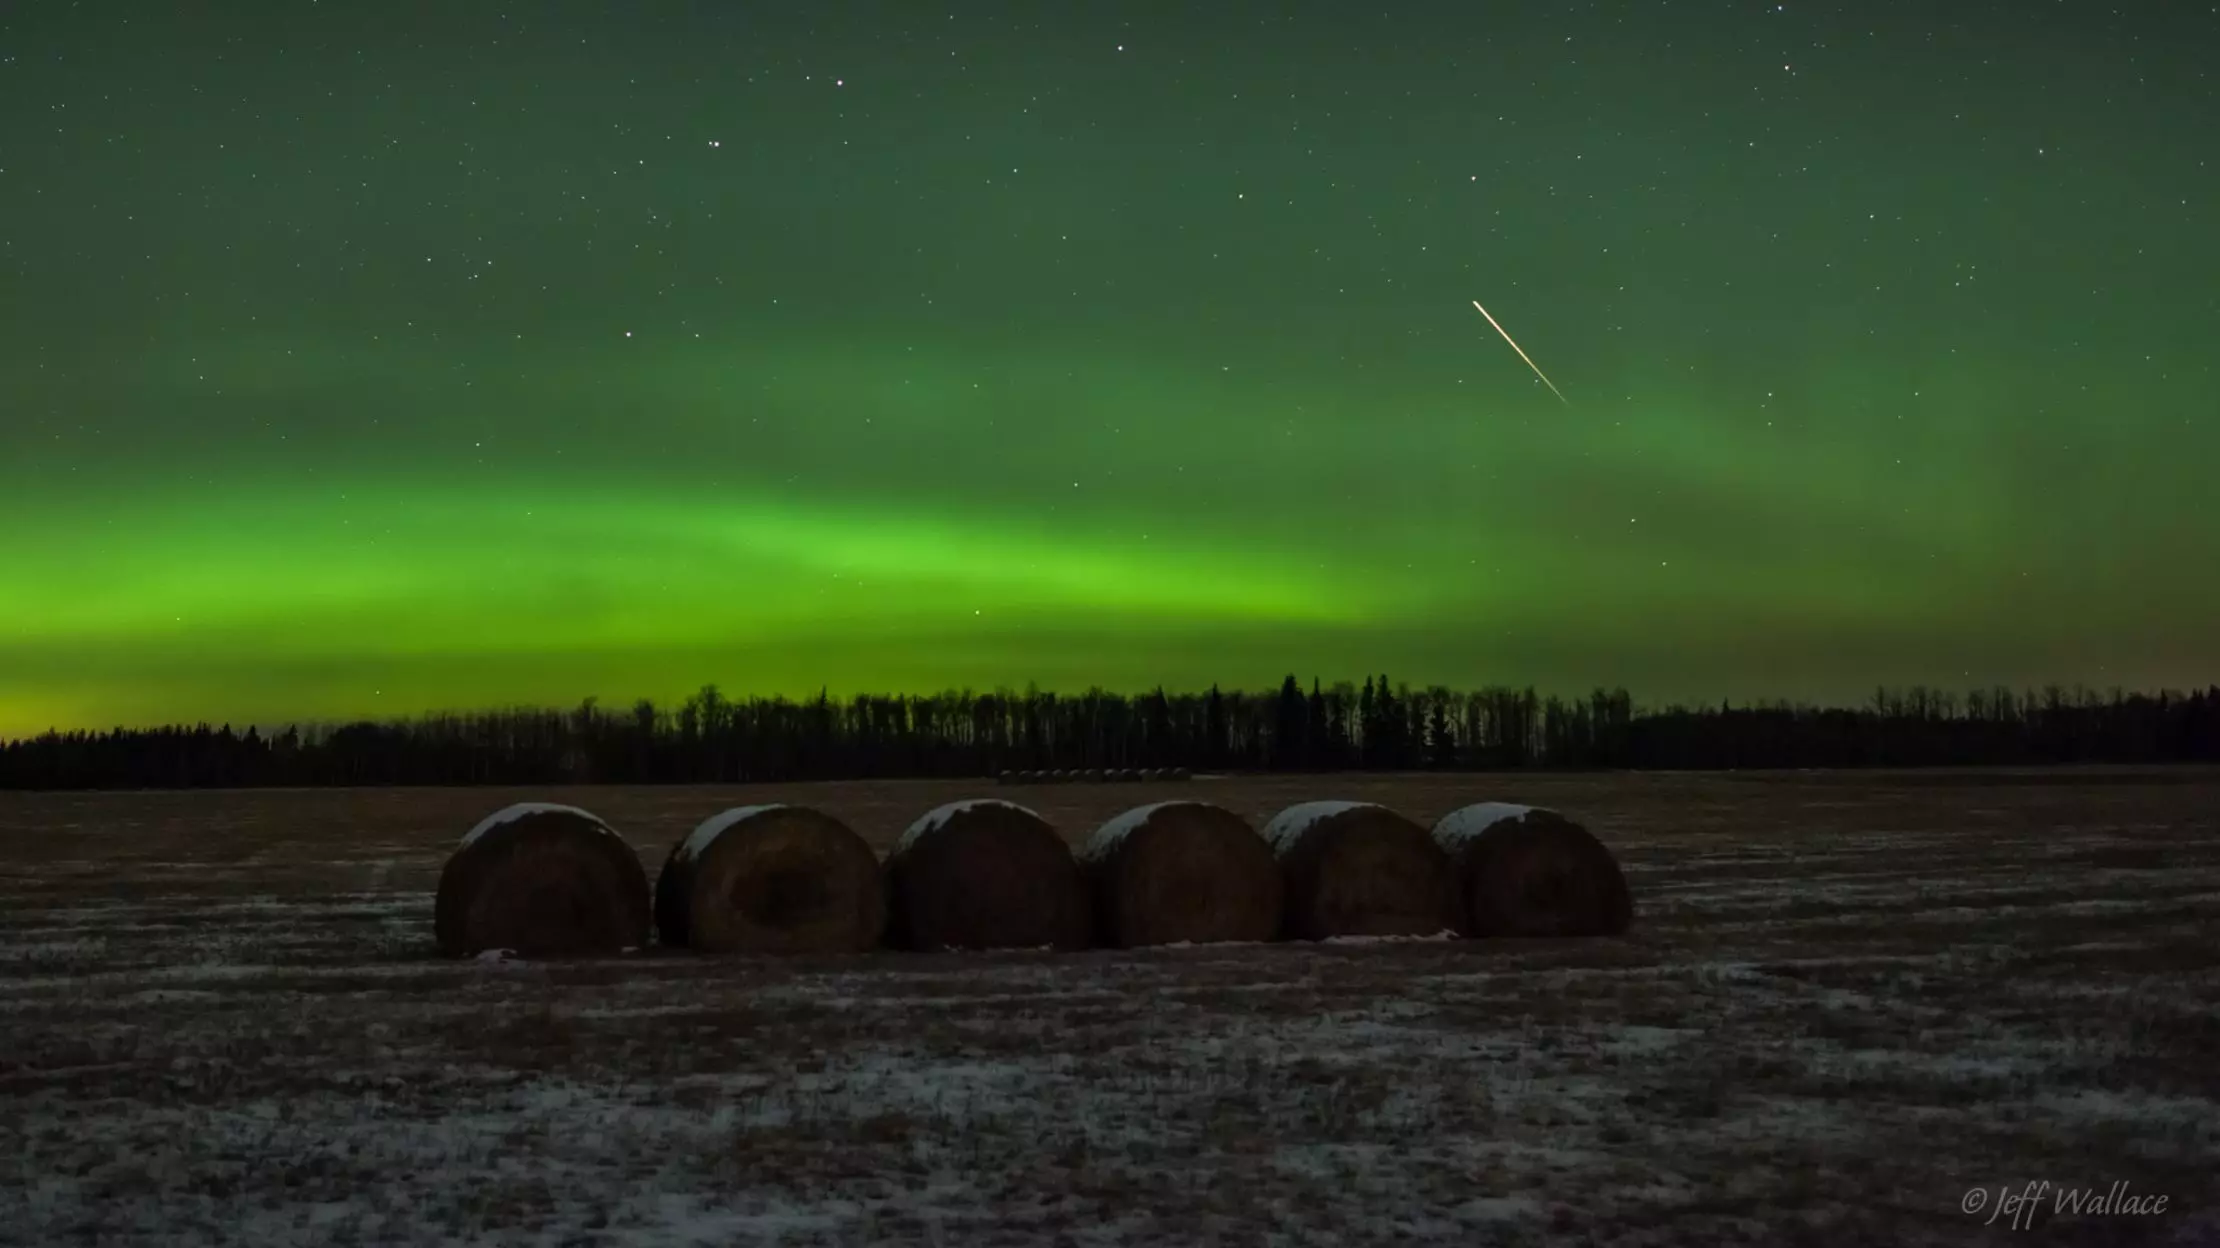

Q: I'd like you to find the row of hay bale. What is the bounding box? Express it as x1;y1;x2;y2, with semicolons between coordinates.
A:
435;797;1631;959
997;767;1191;784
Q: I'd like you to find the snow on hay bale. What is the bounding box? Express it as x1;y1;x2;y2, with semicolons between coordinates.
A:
435;803;649;958
654;805;885;955
1080;801;1282;948
885;799;1090;951
1432;803;1632;937
1262;801;1460;941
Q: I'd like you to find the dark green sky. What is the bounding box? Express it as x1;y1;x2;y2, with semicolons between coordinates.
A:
2;1;2214;734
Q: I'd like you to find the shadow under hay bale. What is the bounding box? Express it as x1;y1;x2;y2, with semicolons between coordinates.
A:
655;805;885;955
1263;801;1460;941
1081;801;1282;948
1432;803;1633;938
435;803;649;958
885;799;1090;951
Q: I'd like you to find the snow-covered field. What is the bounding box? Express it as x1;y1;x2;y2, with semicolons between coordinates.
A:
2;770;2217;1247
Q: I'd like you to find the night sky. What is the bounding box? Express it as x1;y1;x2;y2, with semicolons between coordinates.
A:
3;2;2214;736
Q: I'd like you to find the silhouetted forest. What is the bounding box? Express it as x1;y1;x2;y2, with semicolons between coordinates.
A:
4;678;2217;790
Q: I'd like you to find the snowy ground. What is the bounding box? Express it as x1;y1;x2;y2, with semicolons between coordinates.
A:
2;770;2217;1247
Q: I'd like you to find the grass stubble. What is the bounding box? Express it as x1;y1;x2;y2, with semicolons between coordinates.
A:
1;768;2215;1246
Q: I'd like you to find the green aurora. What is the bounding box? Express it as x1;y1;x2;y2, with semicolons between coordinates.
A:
1;3;2213;736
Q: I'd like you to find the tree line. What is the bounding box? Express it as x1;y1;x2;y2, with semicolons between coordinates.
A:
3;678;2216;790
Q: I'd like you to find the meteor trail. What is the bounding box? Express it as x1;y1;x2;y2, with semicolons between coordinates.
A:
1471;299;1569;406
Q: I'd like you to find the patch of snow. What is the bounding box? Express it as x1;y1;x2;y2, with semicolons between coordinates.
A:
0;955;510;1001
1446;1195;1549;1224
1431;801;1546;848
672;804;790;867
2046;897;2179;916
456;802;620;851
115;989;225;1006
0;938;110;964
570;1002;737;1021
1713;1093;1861;1145
892;799;1043;857
2036;1088;2218;1126
1079;800;1187;864
1816;1048;2039;1081
1321;930;1459;945
1596;1025;1700;1058
1261;800;1390;853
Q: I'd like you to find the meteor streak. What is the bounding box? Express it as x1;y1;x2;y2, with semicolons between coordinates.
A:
1471;299;1569;406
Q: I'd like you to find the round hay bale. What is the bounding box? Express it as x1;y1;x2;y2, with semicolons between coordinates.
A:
884;799;1090;951
654;805;885;954
1049;769;1070;782
435;803;649;958
1263;801;1459;941
997;770;1015;785
1080;801;1281;948
1083;767;1103;783
1119;768;1142;782
1432;804;1632;937
1171;766;1193;781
